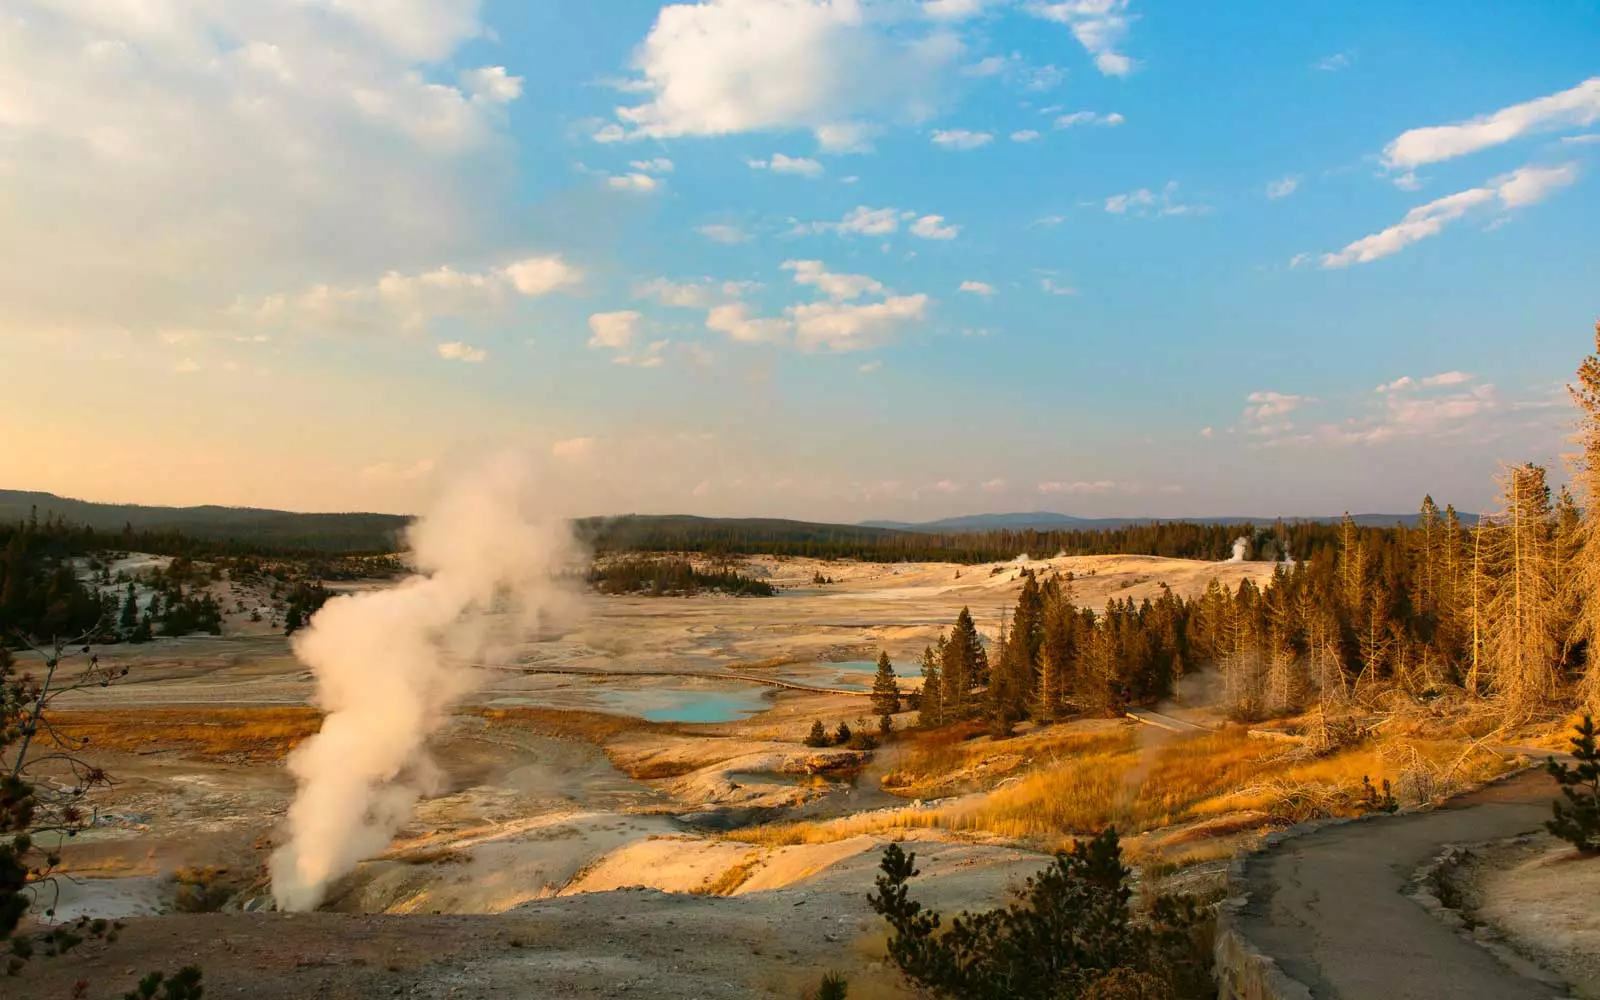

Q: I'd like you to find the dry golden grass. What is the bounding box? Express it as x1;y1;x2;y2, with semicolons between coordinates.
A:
882;722;1134;797
693;853;764;896
48;707;324;762
732;717;1518;852
468;706;681;744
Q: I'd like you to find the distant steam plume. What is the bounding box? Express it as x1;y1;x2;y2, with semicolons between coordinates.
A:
1228;537;1249;563
271;455;584;911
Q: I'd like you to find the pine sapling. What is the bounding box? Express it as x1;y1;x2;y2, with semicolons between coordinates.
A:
1547;714;1600;853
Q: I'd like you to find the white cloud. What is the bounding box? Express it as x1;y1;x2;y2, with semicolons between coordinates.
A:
923;0;992;19
609;0;963;146
792;294;929;352
911;214;961;239
1011;129;1041;142
1424;371;1474;387
932;128;994;150
931;480;964;493
436;341;487;363
1383;77;1600;170
1033;214;1067;227
1314;51;1351;72
587;311;643;352
959;280;996;295
1037;480;1118;494
784;260;885;300
802;205;903;236
607;172;661;191
552;437;595;458
858;360;882;373
1026;0;1135;77
1267;176;1300;199
814;121;878;153
1054;110;1123;128
1564;134;1600;146
1322;163;1578;267
238;255;582;337
0;1;526;339
981;478;1008;492
1041;276;1077;296
636;278;753;308
706;303;792;344
1245;391;1312;422
1103;181;1197;217
629;157;676;173
748;153;826;176
698;223;751;244
1200;427;1214;438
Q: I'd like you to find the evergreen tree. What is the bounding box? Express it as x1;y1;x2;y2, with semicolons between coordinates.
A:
803;720;831;748
119;583;139;630
870;652;901;716
941;607;987;720
1546;715;1600;853
918;644;944;728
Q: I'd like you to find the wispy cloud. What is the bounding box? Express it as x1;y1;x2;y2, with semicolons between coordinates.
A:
932;129;995;150
1382;77;1600;170
1321;162;1578;267
1011;129;1042;143
1037;479;1118;494
959;280;996;295
1266;176;1300;199
748;153;824;177
1104;181;1198;217
1054;110;1124;129
698;223;750;244
1314;51;1351;72
437;341;487;363
1025;1;1136;77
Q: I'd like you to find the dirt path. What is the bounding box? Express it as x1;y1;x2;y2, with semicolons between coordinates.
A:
1236;769;1564;1000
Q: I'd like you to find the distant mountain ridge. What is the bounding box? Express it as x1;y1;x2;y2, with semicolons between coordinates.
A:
0;489;408;552
859;511;1435;532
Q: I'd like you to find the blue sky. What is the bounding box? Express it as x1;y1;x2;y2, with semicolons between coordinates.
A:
2;1;1597;521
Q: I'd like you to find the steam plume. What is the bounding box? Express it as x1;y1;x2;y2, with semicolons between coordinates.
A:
1228;537;1249;563
271;456;583;911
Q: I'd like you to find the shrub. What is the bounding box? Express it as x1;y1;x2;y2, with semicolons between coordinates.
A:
834;722;853;747
807;971;848;1000
1547;714;1600;853
803;721;832;748
867;829;1211;1000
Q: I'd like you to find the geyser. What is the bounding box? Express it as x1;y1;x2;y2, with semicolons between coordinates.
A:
270;456;583;911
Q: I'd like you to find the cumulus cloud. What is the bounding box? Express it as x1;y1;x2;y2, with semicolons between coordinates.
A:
436;341;487;363
587;311;643;352
1321;163;1578;267
748;153;825;176
0;1;526;339
1026;0;1136;76
791;294;928;352
636;278;754;308
1267;176;1300;199
236;256;583;337
629;157;676;173
608;0;963;146
784;260;885;300
1011;129;1041;142
1383;77;1600;170
911;215;961;239
1244;391;1312;422
959;280;996;295
1315;51;1351;72
799;205;903;236
923;0;992;19
858;359;883;373
1054;110;1124;128
706;303;792;344
932;128;994;149
607;172;661;191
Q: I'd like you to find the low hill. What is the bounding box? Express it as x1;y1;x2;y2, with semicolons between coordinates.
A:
0;489;408;553
861;511;1432;533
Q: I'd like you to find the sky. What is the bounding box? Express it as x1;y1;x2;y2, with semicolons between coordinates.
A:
2;0;1598;523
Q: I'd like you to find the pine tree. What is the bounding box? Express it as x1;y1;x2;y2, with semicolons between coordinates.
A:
1485;463;1561;719
1568;321;1600;710
1546;714;1600;853
119;583;139;630
870;651;901;716
941;607;987;720
804;720;830;748
918;644;944;728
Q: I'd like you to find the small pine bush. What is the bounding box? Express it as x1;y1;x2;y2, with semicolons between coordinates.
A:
803;721;832;748
1547;714;1600;853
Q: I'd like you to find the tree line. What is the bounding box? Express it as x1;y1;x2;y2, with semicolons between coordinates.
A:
588;556;776;597
912;326;1600;730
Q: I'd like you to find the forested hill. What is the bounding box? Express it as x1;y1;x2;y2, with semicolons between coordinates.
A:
0;490;407;554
